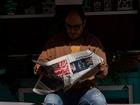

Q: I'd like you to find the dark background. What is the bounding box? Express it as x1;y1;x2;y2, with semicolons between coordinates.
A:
0;0;139;103
3;4;140;79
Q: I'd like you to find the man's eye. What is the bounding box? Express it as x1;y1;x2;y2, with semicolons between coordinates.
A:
73;25;81;29
67;24;72;28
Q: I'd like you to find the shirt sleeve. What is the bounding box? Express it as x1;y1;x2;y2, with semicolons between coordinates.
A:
88;35;108;78
33;36;56;74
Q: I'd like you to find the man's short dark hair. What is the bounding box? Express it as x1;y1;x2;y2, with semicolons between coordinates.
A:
55;5;86;21
64;5;86;21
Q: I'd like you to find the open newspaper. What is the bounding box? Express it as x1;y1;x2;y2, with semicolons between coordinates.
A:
32;50;103;95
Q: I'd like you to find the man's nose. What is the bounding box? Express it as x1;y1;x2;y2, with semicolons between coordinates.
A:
69;28;76;33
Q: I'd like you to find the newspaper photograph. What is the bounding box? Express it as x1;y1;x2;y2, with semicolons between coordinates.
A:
32;50;103;95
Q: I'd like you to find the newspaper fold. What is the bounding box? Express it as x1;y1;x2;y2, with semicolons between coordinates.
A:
32;50;103;95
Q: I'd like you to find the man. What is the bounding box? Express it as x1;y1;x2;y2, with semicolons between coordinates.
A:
34;5;108;105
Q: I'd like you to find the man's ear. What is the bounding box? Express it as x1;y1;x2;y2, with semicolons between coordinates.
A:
83;20;86;28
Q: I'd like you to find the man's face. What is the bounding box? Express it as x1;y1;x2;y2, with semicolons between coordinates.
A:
65;12;84;40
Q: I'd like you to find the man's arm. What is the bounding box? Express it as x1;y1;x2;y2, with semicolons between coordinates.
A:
78;47;108;82
34;50;53;75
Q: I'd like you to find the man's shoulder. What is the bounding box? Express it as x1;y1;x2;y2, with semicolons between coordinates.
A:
45;33;66;48
48;33;65;41
84;33;100;41
83;33;103;49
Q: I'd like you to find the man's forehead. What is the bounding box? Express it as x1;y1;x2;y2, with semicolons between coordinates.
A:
65;12;82;24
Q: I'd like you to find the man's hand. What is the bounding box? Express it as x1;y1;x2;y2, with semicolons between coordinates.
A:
96;61;108;79
35;65;54;76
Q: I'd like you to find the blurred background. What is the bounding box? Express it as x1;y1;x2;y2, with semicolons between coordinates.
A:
1;0;140;104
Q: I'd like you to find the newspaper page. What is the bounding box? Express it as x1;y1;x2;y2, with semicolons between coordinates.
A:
32;50;103;95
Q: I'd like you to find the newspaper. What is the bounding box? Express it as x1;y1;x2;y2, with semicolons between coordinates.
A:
32;50;103;95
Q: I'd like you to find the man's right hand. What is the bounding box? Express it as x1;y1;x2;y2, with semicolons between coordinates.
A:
32;60;53;75
34;65;54;76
